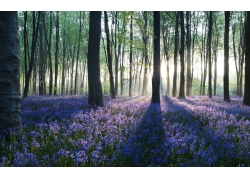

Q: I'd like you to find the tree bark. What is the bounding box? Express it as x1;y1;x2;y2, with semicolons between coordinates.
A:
243;11;250;106
224;11;231;102
179;11;185;99
54;11;59;95
0;12;22;138
151;11;161;103
87;11;104;106
104;11;116;99
172;11;179;97
129;13;133;97
39;12;45;95
142;11;149;95
186;11;192;96
23;12;41;97
208;11;213;98
75;12;83;95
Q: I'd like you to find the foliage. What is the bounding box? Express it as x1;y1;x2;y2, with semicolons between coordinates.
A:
1;95;250;167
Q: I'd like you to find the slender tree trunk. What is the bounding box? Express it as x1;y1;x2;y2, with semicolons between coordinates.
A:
232;24;240;96
120;44;125;95
179;11;185;99
172;12;179;97
202;20;208;96
243;11;250;105
208;11;213;98
129;13;133;97
104;11;116;99
23;12;41;97
0;12;22;138
186;11;192;96
45;12;53;95
152;11;161;103
61;12;67;95
129;14;133;97
39;12;45;95
54;12;59;95
142;11;149;95
213;37;218;96
240;13;246;97
224;11;231;102
88;11;104;106
74;12;83;95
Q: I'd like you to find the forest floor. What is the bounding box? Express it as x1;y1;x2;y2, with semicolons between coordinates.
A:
1;95;250;167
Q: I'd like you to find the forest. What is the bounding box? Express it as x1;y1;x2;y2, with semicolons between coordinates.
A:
0;11;250;167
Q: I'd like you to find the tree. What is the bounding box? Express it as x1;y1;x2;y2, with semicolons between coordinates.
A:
23;12;41;97
129;13;133;97
172;12;179;97
151;11;161;103
243;11;250;106
142;11;149;95
186;11;192;96
179;11;185;99
0;12;22;138
104;11;116;99
208;11;213;98
87;11;104;106
54;11;59;95
224;11;231;102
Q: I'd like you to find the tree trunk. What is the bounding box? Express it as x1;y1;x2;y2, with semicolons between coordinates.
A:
243;11;250;106
61;12;67;95
202;19;208;96
87;11;104;106
23;12;41;97
179;11;185;99
151;11;161;103
129;13;133;97
39;12;45;96
213;38;218;96
74;12;83;95
172;12;179;97
142;11;149;96
54;12;59;95
104;11;116;99
0;12;22;138
224;11;231;102
186;11;192;96
208;11;213;98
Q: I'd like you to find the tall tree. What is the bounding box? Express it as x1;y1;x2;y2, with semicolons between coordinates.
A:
151;11;161;103
179;11;185;99
208;11;213;98
87;11;104;106
43;11;53;95
0;12;22;138
39;12;46;95
104;11;116;99
23;12;41;97
186;11;192;96
243;11;250;106
142;11;149;95
224;11;231;102
213;19;219;96
129;13;133;97
172;11;179;97
74;12;83;95
54;11;59;95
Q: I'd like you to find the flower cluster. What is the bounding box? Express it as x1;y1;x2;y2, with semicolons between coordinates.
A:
0;95;250;166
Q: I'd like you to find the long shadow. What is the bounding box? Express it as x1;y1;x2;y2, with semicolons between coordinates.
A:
161;96;247;166
183;96;250;120
113;102;166;166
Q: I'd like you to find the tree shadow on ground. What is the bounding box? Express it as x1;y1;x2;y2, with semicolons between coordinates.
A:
161;96;247;166
112;102;166;167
